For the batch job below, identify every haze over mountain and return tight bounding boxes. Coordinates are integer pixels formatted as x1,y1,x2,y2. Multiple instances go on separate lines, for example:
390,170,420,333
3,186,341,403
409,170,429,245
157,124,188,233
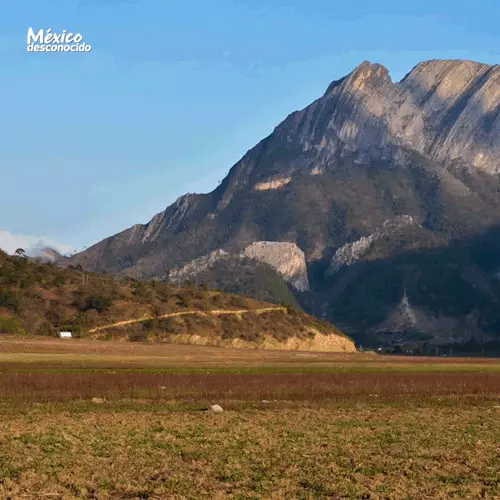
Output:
64,59,500,346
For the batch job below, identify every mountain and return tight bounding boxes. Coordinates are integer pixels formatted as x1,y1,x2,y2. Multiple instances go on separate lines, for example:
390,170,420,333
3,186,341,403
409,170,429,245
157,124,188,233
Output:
66,59,500,346
33,247,67,264
0,250,354,351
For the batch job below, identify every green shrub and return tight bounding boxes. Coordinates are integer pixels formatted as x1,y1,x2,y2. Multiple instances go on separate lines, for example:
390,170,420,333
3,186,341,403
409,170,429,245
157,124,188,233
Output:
52,274,66,286
179,292,193,308
0,291,20,311
129,331,148,342
37,322,56,337
73,293,113,313
0,317,26,335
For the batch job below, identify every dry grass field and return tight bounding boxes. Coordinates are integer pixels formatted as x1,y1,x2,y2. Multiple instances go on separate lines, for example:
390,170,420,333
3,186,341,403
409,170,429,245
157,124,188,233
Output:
0,337,499,499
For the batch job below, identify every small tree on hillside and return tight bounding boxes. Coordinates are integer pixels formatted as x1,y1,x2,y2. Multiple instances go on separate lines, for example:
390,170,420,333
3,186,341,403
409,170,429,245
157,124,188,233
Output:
14,248,26,258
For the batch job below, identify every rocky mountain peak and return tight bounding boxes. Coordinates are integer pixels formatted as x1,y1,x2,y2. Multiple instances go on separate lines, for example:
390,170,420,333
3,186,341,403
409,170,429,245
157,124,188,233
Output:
324,61,391,95
402,59,496,89
204,59,498,211
316,59,500,172
400,60,500,172
342,60,392,91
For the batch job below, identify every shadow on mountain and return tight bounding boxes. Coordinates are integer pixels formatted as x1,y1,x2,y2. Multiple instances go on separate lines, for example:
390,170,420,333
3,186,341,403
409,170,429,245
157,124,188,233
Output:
313,224,500,344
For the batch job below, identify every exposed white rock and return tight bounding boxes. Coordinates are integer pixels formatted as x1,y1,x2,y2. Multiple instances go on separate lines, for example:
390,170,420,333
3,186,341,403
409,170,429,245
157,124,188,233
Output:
254,177,291,191
276,60,500,174
167,249,230,283
209,404,224,413
372,289,441,336
398,289,417,327
327,236,373,275
326,215,416,275
241,241,309,291
166,241,310,291
164,194,200,232
401,60,500,174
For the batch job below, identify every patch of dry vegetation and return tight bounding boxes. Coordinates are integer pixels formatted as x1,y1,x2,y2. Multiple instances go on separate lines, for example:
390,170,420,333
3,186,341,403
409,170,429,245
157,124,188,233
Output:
95,309,343,346
0,340,499,498
0,371,499,404
0,402,499,498
0,250,348,348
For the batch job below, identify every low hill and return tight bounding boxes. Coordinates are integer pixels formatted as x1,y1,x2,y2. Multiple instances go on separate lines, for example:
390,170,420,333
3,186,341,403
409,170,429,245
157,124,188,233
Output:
0,250,355,352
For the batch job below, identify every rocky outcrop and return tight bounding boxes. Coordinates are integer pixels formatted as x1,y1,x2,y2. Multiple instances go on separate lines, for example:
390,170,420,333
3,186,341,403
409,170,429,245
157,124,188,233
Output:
254,177,291,191
156,329,356,352
167,250,230,284
168,241,309,292
326,216,417,275
241,242,309,291
401,60,500,173
290,59,500,173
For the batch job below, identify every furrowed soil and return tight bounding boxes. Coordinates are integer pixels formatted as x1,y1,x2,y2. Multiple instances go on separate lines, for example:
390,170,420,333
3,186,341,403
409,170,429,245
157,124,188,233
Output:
0,338,499,499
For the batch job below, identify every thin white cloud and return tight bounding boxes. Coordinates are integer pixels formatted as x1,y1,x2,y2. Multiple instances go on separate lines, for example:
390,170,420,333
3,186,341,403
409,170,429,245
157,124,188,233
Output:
0,230,74,256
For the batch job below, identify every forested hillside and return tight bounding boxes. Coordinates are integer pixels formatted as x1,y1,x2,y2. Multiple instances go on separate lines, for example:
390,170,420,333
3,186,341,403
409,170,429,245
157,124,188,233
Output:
0,250,354,351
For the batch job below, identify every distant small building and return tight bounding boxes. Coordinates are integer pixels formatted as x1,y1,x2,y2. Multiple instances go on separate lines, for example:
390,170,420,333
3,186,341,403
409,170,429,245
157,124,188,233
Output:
58,331,72,339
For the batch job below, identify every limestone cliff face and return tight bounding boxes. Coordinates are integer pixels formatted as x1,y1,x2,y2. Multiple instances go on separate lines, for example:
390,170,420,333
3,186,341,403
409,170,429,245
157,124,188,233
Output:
282,59,500,173
241,242,309,291
168,241,309,292
402,60,500,173
216,59,499,206
167,250,231,283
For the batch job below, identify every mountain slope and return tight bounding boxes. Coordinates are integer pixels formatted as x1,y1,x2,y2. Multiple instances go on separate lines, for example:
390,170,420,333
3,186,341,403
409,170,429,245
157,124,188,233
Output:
65,59,500,345
318,224,500,345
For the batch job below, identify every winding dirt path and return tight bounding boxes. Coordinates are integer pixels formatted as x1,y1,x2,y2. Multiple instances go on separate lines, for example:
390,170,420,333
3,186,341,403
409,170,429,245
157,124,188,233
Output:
87,307,287,333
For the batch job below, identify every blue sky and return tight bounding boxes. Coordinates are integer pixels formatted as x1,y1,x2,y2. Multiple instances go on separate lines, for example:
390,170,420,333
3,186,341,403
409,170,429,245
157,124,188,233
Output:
1,0,499,254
